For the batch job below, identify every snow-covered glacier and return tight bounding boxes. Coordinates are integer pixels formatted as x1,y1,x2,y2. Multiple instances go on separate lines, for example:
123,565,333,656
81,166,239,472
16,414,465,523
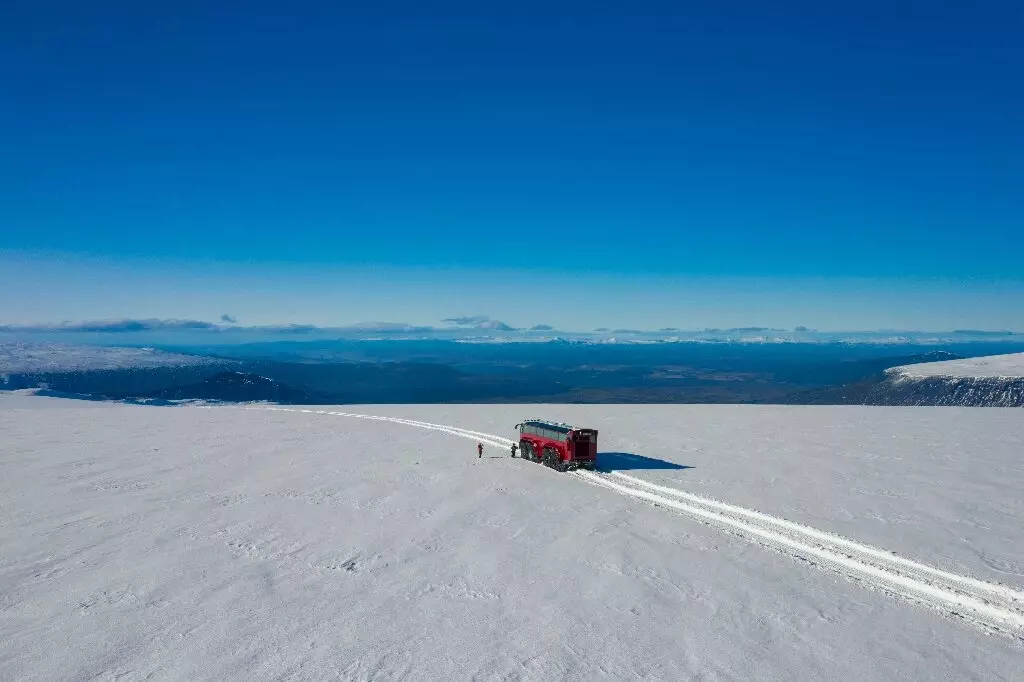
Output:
877,352,1024,406
2,396,1023,680
0,341,218,374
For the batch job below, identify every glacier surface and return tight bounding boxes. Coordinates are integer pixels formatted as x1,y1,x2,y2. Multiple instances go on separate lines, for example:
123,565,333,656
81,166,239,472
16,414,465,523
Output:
890,352,1024,379
2,396,1022,680
0,342,216,374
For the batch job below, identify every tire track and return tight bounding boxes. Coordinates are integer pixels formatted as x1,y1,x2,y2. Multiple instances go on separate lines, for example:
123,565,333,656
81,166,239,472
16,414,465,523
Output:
257,407,512,449
570,470,1024,637
247,406,1024,639
605,470,1024,611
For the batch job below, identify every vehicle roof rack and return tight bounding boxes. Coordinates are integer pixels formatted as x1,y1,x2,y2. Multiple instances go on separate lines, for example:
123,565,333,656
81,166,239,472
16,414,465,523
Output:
522,418,576,429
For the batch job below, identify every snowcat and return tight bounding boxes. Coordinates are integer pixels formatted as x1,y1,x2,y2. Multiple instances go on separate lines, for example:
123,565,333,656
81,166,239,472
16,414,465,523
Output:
515,419,598,472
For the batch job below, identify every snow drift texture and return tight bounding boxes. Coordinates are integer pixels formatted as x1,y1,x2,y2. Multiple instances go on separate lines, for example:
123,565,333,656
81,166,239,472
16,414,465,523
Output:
2,396,1023,680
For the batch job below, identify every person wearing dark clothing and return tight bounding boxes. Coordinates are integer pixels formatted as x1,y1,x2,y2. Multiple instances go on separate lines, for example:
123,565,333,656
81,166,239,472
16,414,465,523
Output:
510,443,518,458
477,443,483,458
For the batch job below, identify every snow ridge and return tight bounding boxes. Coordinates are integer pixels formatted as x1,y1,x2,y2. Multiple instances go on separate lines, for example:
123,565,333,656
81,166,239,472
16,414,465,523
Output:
244,406,1024,639
889,352,1024,379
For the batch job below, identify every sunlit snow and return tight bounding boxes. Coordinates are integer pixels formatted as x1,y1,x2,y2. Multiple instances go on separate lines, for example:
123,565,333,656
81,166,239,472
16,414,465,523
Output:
2,395,1022,679
891,352,1024,379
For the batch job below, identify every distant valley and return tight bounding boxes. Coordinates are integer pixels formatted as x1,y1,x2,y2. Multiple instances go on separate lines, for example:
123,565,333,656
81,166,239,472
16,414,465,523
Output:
4,340,1024,406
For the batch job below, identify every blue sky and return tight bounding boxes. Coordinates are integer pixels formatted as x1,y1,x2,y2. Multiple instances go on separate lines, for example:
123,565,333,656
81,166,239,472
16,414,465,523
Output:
2,1,1022,330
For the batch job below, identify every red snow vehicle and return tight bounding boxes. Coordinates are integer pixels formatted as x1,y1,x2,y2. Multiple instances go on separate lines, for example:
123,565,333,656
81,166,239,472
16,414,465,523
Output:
515,419,598,472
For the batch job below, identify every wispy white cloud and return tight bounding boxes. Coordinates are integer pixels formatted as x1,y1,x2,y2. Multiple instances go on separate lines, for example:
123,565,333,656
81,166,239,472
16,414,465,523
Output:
442,315,518,331
0,319,441,336
474,320,518,331
0,318,1019,346
442,315,491,326
0,318,218,333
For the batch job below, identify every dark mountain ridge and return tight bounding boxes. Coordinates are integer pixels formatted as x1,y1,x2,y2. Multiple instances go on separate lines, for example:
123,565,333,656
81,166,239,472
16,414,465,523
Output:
148,371,333,403
777,352,1024,407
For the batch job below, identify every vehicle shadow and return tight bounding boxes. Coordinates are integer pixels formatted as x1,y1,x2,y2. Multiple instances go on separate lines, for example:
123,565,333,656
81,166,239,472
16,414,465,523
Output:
597,452,692,472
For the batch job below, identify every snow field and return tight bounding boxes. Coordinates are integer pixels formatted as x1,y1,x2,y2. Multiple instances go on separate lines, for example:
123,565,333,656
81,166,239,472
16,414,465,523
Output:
262,407,1024,638
3,396,1024,680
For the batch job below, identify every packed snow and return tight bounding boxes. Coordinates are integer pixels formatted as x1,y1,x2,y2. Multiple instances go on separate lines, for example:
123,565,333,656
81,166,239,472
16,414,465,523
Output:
2,395,1023,680
0,342,217,374
890,352,1024,379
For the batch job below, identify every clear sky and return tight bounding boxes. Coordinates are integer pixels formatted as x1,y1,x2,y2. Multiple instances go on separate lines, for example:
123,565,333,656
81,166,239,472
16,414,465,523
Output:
2,1,1022,330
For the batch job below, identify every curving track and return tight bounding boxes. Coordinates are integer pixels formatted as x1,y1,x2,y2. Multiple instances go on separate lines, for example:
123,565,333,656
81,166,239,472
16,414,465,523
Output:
251,406,1024,640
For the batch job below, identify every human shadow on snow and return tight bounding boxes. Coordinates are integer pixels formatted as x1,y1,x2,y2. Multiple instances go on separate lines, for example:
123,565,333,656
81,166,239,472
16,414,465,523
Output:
596,452,692,472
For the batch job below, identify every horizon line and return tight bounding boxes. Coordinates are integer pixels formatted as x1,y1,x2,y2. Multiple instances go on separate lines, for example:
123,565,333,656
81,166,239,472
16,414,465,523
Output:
0,317,1021,338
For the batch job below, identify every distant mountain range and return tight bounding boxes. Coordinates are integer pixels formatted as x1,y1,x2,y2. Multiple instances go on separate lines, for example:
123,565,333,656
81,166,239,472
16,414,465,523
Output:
4,320,1024,349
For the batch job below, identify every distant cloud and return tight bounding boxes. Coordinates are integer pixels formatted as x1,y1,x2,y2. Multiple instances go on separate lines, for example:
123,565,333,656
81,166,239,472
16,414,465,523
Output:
441,315,516,331
952,329,1016,336
0,318,436,336
476,320,517,331
442,315,491,327
722,327,786,333
247,323,320,334
243,321,436,335
344,322,436,333
2,319,1019,345
0,318,217,333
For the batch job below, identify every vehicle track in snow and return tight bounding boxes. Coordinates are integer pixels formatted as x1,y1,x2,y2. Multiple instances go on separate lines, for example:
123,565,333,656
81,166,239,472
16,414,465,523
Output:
250,406,1024,640
570,471,1024,638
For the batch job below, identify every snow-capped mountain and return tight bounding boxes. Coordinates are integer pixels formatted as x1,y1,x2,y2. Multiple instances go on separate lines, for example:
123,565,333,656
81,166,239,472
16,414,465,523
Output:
787,352,1024,406
0,342,236,400
876,352,1024,406
888,352,1024,379
0,341,218,374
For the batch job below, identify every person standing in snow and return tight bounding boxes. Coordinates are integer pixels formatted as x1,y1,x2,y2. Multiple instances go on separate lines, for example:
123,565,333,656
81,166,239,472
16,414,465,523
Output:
477,442,483,458
510,443,518,458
